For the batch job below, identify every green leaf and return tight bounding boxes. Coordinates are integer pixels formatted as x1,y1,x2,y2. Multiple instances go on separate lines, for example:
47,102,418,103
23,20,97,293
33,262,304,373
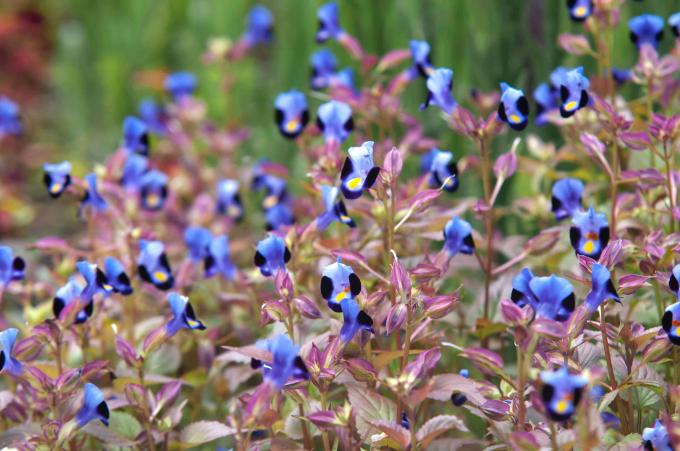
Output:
110,411,142,440
82,422,137,447
347,383,396,439
179,421,235,446
144,343,181,375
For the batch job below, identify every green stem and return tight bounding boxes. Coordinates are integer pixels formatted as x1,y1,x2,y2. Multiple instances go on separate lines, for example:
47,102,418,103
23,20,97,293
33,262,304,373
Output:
599,304,628,434
479,137,494,324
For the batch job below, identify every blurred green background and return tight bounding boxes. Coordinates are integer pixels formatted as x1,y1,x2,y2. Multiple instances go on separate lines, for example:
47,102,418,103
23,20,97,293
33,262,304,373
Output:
35,0,677,164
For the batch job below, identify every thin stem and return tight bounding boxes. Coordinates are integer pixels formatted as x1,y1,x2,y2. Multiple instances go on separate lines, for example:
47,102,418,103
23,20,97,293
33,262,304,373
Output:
549,422,559,451
320,391,332,451
599,304,628,434
516,345,525,430
298,404,313,450
663,141,676,232
479,137,494,326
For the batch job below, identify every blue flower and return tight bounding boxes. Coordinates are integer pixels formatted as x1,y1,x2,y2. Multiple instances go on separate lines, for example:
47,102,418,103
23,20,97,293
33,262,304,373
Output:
425,149,459,192
611,68,633,86
205,235,236,280
566,0,593,22
584,263,619,311
138,240,174,290
401,412,410,430
81,173,108,214
557,67,590,118
243,5,273,45
53,277,92,324
339,298,374,343
629,14,664,50
254,173,289,210
408,40,434,79
316,100,353,144
497,83,529,131
551,178,584,220
139,170,168,211
642,420,672,451
570,207,609,260
216,179,244,221
451,368,469,406
0,246,25,287
121,154,149,189
511,269,576,321
0,96,21,136
320,258,361,313
184,226,212,262
138,98,166,135
340,141,381,200
250,334,309,389
317,185,355,230
443,217,475,256
122,116,150,156
601,412,621,431
316,2,343,43
671,13,680,38
662,301,680,346
420,68,457,115
43,161,72,198
103,257,133,295
310,49,337,89
668,263,680,298
265,201,295,231
76,260,107,303
0,328,23,376
274,90,309,139
165,293,206,337
76,383,109,428
254,235,290,277
165,72,197,101
533,82,558,125
540,366,587,422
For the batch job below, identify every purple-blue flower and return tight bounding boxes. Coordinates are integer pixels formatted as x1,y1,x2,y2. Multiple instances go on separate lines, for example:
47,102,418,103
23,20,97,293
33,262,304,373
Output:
668,263,680,298
642,420,672,451
320,258,361,313
243,5,273,46
316,2,343,43
629,14,664,50
43,161,72,198
566,0,593,22
138,240,174,290
570,207,609,260
316,185,355,230
662,301,680,346
122,116,150,155
510,269,575,321
138,98,167,135
551,178,584,221
53,277,91,324
0,246,25,287
671,13,680,38
0,328,23,376
0,96,21,137
80,173,108,214
216,179,244,221
451,369,469,406
205,235,236,280
250,334,309,389
76,383,109,428
165,72,197,101
265,201,295,231
497,83,529,131
421,68,457,115
165,293,206,337
443,217,474,256
584,263,619,311
408,40,434,79
311,49,337,89
424,149,459,192
339,298,374,343
339,141,380,200
316,100,353,144
557,67,590,118
184,226,212,262
121,154,149,189
274,90,309,139
254,235,290,277
139,169,168,211
540,366,587,422
76,260,107,303
103,257,133,295
533,82,558,125
611,68,633,86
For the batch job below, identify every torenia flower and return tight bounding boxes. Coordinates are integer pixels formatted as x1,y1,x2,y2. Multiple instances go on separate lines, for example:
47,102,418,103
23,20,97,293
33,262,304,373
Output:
451,369,469,406
165,72,196,101
668,263,680,298
557,67,590,118
0,328,23,376
76,260,107,302
408,40,434,79
76,383,109,428
566,0,593,22
317,100,353,144
43,161,72,198
184,226,212,262
254,173,289,210
138,98,167,135
310,49,337,89
629,14,664,50
164,293,206,337
339,141,381,200
0,96,21,137
251,334,309,389
139,170,168,211
424,149,459,192
138,240,174,290
121,154,149,189
53,278,91,324
315,2,343,43
216,179,244,221
443,217,474,256
205,235,236,280
584,264,619,311
320,258,361,312
612,68,633,86
551,178,584,220
533,83,558,125
243,5,273,46
570,207,609,260
122,116,150,155
497,83,529,131
642,420,672,451
274,90,309,139
420,68,457,115
316,185,355,230
511,269,575,321
265,202,295,231
540,366,587,422
254,235,291,277
340,298,374,343
670,13,680,38
103,257,133,295
81,173,107,214
662,301,680,345
0,246,25,287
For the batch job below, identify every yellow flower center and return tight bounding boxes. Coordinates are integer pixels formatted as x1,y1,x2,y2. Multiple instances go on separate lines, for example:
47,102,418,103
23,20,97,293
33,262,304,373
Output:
285,118,299,133
154,271,168,282
347,177,362,190
565,100,578,112
583,240,595,254
50,183,63,194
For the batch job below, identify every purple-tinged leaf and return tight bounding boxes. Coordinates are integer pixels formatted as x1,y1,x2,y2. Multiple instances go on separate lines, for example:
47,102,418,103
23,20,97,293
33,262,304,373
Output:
390,256,411,297
499,298,531,326
307,410,341,429
376,48,412,72
423,294,459,319
179,421,236,446
344,358,377,382
617,274,652,295
221,345,273,363
408,189,442,212
403,348,441,382
383,147,403,181
370,420,411,450
461,347,504,374
558,33,592,56
116,335,141,368
385,303,407,335
124,384,147,409
618,131,651,151
427,374,486,405
331,248,368,266
347,384,396,438
293,296,322,319
416,415,468,448
530,318,566,339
